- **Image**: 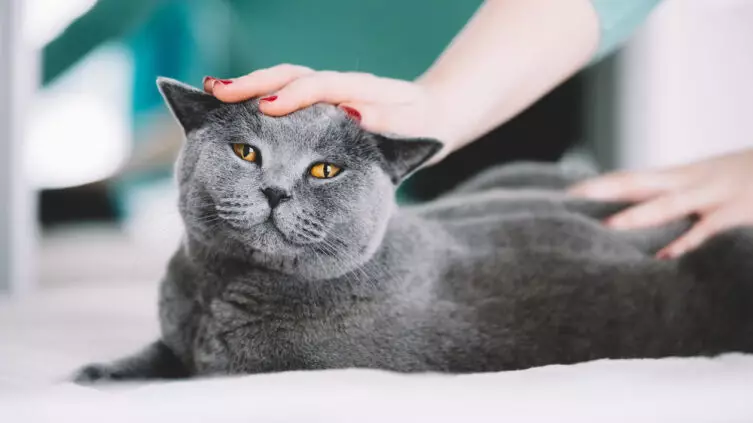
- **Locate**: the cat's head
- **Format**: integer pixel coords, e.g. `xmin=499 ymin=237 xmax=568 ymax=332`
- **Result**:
xmin=157 ymin=78 xmax=440 ymax=279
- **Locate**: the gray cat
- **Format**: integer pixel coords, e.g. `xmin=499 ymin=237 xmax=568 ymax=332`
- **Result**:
xmin=74 ymin=78 xmax=753 ymax=382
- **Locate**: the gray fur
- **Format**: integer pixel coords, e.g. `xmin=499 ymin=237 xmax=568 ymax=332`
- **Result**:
xmin=74 ymin=78 xmax=753 ymax=383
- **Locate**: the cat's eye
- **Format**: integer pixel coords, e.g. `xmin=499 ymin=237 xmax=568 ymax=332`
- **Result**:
xmin=232 ymin=143 xmax=258 ymax=163
xmin=310 ymin=162 xmax=342 ymax=179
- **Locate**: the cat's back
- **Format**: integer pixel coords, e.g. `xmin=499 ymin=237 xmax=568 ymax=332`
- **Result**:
xmin=407 ymin=171 xmax=693 ymax=259
xmin=407 ymin=189 xmax=649 ymax=267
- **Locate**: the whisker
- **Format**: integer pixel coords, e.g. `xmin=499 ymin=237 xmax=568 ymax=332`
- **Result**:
xmin=294 ymin=223 xmax=322 ymax=239
xmin=297 ymin=216 xmax=325 ymax=231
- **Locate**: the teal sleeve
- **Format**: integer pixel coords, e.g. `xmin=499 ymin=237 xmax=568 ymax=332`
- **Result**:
xmin=589 ymin=0 xmax=664 ymax=62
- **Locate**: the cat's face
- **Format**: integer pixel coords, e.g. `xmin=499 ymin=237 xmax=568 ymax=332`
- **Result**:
xmin=158 ymin=78 xmax=440 ymax=279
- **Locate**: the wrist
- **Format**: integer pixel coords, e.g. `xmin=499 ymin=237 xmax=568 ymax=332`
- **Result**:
xmin=414 ymin=76 xmax=464 ymax=156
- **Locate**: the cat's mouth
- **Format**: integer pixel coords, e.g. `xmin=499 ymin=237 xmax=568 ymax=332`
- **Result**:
xmin=263 ymin=215 xmax=289 ymax=239
xmin=212 ymin=200 xmax=327 ymax=248
xmin=266 ymin=215 xmax=327 ymax=247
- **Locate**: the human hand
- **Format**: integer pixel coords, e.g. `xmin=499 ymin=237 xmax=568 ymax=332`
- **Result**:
xmin=203 ymin=65 xmax=456 ymax=164
xmin=568 ymin=149 xmax=753 ymax=259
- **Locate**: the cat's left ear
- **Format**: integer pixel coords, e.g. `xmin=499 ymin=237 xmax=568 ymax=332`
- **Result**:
xmin=157 ymin=77 xmax=224 ymax=134
xmin=371 ymin=133 xmax=443 ymax=184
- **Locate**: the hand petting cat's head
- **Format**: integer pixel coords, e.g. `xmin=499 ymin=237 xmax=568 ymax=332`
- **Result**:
xmin=157 ymin=78 xmax=440 ymax=279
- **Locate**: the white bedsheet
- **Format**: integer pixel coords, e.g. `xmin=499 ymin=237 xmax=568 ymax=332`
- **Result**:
xmin=2 ymin=354 xmax=753 ymax=423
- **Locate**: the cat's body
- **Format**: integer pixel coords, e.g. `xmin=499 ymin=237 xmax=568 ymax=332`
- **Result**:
xmin=74 ymin=79 xmax=753 ymax=382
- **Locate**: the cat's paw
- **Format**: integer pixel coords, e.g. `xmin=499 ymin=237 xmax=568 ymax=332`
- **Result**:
xmin=72 ymin=363 xmax=126 ymax=384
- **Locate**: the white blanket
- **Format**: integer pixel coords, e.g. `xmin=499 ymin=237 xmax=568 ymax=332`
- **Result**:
xmin=2 ymin=354 xmax=753 ymax=423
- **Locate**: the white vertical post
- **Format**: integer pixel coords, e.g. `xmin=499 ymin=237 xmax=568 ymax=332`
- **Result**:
xmin=616 ymin=0 xmax=753 ymax=170
xmin=0 ymin=0 xmax=38 ymax=297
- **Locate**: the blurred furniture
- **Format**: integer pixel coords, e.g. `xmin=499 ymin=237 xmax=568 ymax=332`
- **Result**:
xmin=587 ymin=0 xmax=753 ymax=171
xmin=0 ymin=0 xmax=37 ymax=296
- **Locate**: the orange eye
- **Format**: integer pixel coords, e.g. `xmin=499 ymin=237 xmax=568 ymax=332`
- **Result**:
xmin=232 ymin=143 xmax=257 ymax=162
xmin=310 ymin=162 xmax=342 ymax=179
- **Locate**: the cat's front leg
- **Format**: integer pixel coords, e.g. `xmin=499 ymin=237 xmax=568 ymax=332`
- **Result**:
xmin=73 ymin=340 xmax=189 ymax=384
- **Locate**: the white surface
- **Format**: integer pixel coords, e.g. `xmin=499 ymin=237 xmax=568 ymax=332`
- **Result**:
xmin=2 ymin=228 xmax=753 ymax=422
xmin=23 ymin=0 xmax=99 ymax=49
xmin=2 ymin=356 xmax=753 ymax=422
xmin=0 ymin=0 xmax=39 ymax=296
xmin=618 ymin=0 xmax=753 ymax=170
xmin=28 ymin=45 xmax=133 ymax=189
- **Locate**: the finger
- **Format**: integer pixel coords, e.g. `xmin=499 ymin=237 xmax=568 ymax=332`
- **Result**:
xmin=338 ymin=101 xmax=403 ymax=134
xmin=203 ymin=76 xmax=235 ymax=94
xmin=203 ymin=76 xmax=217 ymax=93
xmin=658 ymin=202 xmax=753 ymax=258
xmin=210 ymin=64 xmax=314 ymax=102
xmin=656 ymin=215 xmax=726 ymax=259
xmin=568 ymin=170 xmax=684 ymax=202
xmin=605 ymin=186 xmax=714 ymax=230
xmin=337 ymin=101 xmax=449 ymax=167
xmin=259 ymin=72 xmax=414 ymax=116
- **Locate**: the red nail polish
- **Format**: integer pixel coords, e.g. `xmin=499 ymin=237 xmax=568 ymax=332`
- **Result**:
xmin=216 ymin=79 xmax=232 ymax=85
xmin=656 ymin=250 xmax=671 ymax=260
xmin=340 ymin=106 xmax=361 ymax=122
xmin=260 ymin=95 xmax=278 ymax=102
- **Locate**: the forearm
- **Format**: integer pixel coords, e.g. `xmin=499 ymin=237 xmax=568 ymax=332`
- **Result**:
xmin=417 ymin=0 xmax=600 ymax=151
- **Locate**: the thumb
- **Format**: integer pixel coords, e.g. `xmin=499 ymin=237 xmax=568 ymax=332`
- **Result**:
xmin=339 ymin=102 xmax=435 ymax=139
xmin=340 ymin=102 xmax=450 ymax=167
xmin=337 ymin=102 xmax=392 ymax=134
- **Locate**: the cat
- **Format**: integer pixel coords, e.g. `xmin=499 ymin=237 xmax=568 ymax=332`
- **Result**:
xmin=74 ymin=78 xmax=753 ymax=382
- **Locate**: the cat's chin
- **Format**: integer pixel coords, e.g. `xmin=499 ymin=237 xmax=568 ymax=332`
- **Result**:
xmin=187 ymin=211 xmax=381 ymax=280
xmin=252 ymin=221 xmax=307 ymax=250
xmin=186 ymin=228 xmax=374 ymax=280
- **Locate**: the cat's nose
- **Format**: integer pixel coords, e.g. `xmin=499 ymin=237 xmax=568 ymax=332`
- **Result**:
xmin=261 ymin=187 xmax=291 ymax=209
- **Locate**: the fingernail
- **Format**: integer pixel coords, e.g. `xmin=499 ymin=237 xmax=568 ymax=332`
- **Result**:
xmin=202 ymin=76 xmax=215 ymax=91
xmin=204 ymin=76 xmax=232 ymax=88
xmin=260 ymin=95 xmax=278 ymax=102
xmin=656 ymin=250 xmax=671 ymax=260
xmin=340 ymin=106 xmax=361 ymax=122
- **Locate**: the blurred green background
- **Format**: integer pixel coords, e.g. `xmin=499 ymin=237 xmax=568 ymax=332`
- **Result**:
xmin=41 ymin=0 xmax=582 ymax=226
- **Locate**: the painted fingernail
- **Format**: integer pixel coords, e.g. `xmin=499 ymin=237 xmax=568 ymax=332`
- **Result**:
xmin=202 ymin=76 xmax=215 ymax=91
xmin=203 ymin=76 xmax=232 ymax=88
xmin=260 ymin=95 xmax=278 ymax=102
xmin=656 ymin=250 xmax=671 ymax=260
xmin=340 ymin=106 xmax=361 ymax=122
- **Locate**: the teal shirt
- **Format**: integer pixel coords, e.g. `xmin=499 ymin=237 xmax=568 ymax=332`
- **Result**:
xmin=45 ymin=0 xmax=664 ymax=84
xmin=591 ymin=0 xmax=663 ymax=61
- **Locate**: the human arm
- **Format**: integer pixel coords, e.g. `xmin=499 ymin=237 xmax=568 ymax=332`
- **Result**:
xmin=207 ymin=0 xmax=661 ymax=162
xmin=208 ymin=0 xmax=597 ymax=161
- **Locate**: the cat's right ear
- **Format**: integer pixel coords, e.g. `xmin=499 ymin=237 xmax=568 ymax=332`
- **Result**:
xmin=157 ymin=77 xmax=224 ymax=133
